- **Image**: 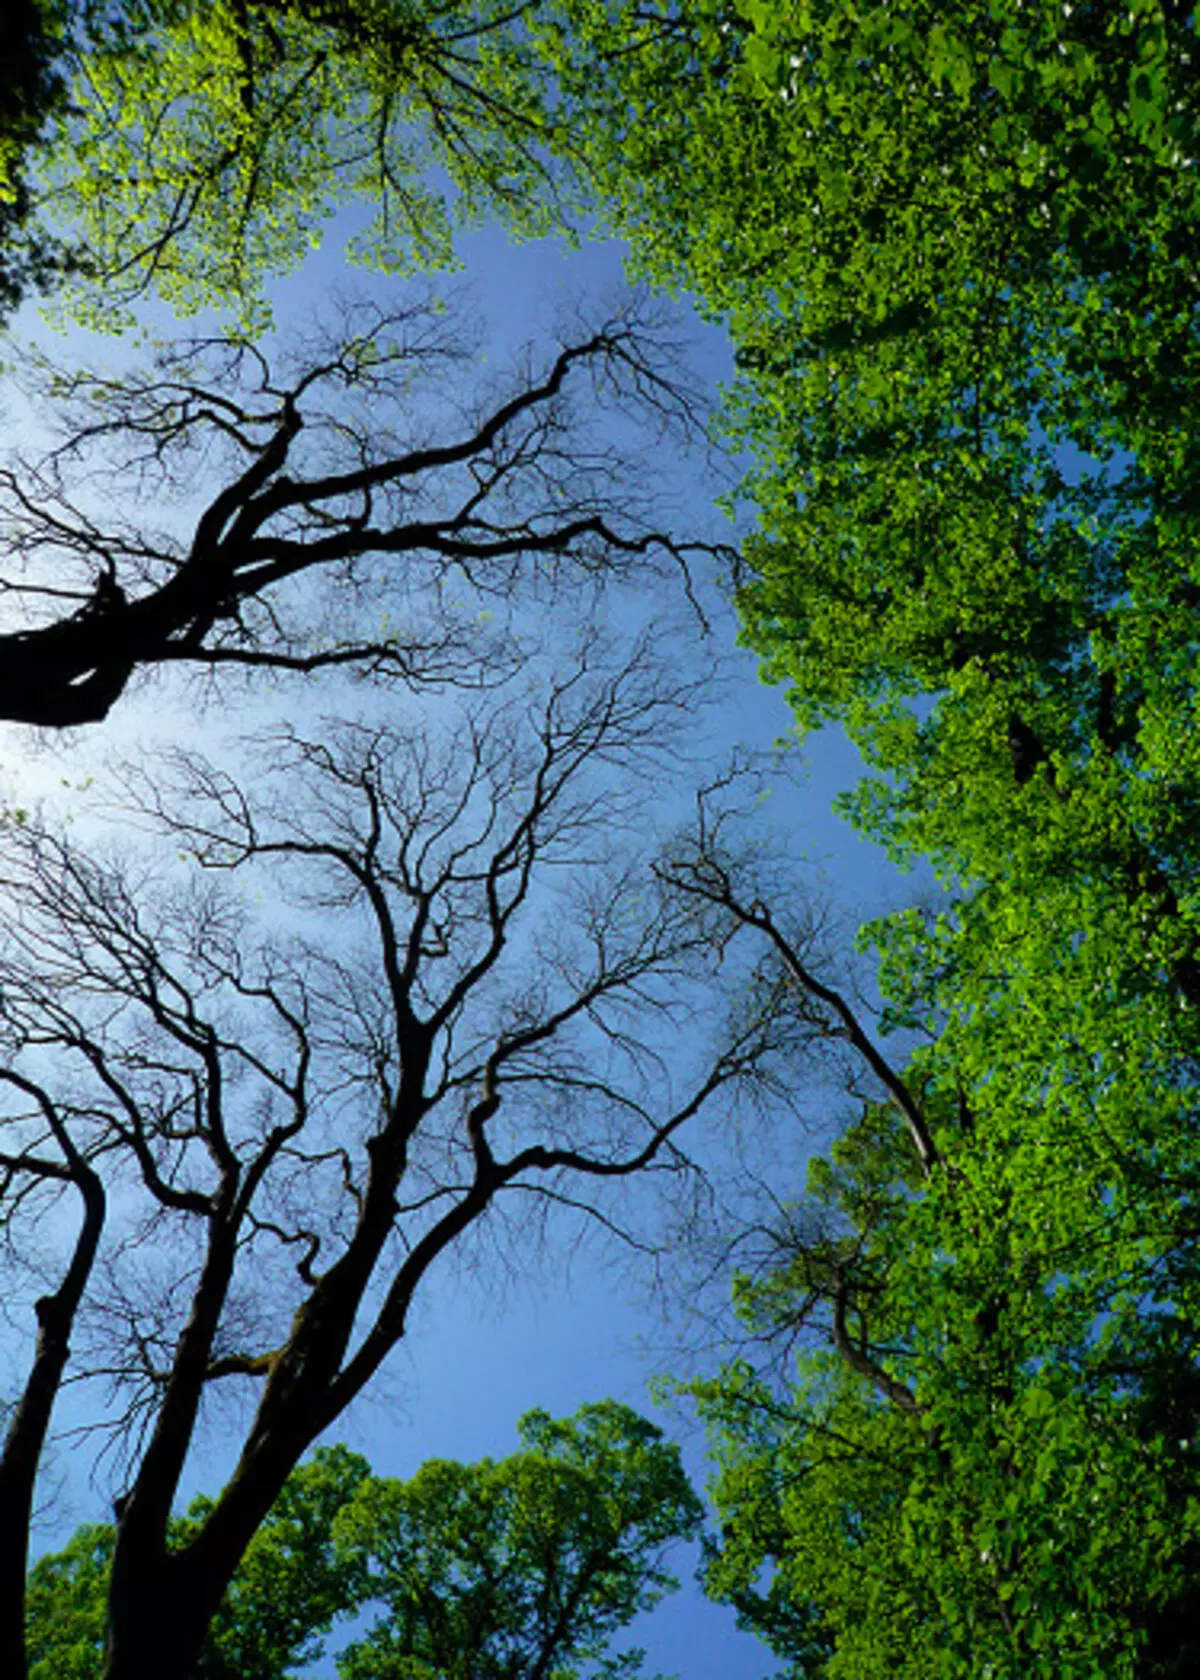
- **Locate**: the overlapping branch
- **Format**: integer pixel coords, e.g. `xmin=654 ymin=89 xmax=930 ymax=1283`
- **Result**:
xmin=0 ymin=643 xmax=780 ymax=1679
xmin=0 ymin=300 xmax=723 ymax=726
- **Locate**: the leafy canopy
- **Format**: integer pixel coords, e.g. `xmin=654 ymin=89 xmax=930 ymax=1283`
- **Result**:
xmin=41 ymin=0 xmax=569 ymax=329
xmin=537 ymin=3 xmax=1200 ymax=1673
xmin=690 ymin=1100 xmax=1200 ymax=1680
xmin=26 ymin=1446 xmax=370 ymax=1680
xmin=25 ymin=1403 xmax=701 ymax=1680
xmin=0 ymin=0 xmax=74 ymax=315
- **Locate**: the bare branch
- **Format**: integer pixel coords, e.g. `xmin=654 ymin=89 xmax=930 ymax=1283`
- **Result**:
xmin=0 ymin=639 xmax=788 ymax=1678
xmin=0 ymin=299 xmax=723 ymax=726
xmin=656 ymin=782 xmax=939 ymax=1176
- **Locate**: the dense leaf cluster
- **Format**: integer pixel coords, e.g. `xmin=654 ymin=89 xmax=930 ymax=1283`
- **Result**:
xmin=537 ymin=2 xmax=1200 ymax=1673
xmin=27 ymin=1403 xmax=699 ymax=1680
xmin=42 ymin=0 xmax=566 ymax=330
xmin=0 ymin=0 xmax=75 ymax=315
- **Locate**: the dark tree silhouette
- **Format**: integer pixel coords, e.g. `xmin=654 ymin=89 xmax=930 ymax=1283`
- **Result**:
xmin=0 ymin=298 xmax=722 ymax=726
xmin=0 ymin=641 xmax=783 ymax=1680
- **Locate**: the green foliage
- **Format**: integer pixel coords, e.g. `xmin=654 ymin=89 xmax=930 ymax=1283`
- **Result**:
xmin=24 ymin=1405 xmax=699 ymax=1680
xmin=0 ymin=0 xmax=74 ymax=315
xmin=24 ymin=1526 xmax=112 ymax=1680
xmin=26 ymin=1446 xmax=370 ymax=1680
xmin=43 ymin=1 xmax=568 ymax=329
xmin=544 ymin=0 xmax=1200 ymax=998
xmin=690 ymin=1103 xmax=1200 ymax=1680
xmin=539 ymin=6 xmax=1200 ymax=1671
xmin=0 ymin=2 xmax=65 ymax=200
xmin=332 ymin=1401 xmax=702 ymax=1680
xmin=179 ymin=1445 xmax=372 ymax=1680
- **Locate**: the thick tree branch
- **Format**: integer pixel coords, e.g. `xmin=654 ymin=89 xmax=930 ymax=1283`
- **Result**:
xmin=0 ymin=1071 xmax=106 ymax=1680
xmin=0 ymin=313 xmax=712 ymax=726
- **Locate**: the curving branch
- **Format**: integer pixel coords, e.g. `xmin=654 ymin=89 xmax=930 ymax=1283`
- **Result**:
xmin=0 ymin=305 xmax=723 ymax=727
xmin=0 ymin=1069 xmax=106 ymax=1680
xmin=656 ymin=792 xmax=939 ymax=1177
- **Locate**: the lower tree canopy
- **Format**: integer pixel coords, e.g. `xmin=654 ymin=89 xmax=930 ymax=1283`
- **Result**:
xmin=662 ymin=816 xmax=1200 ymax=1678
xmin=26 ymin=1402 xmax=700 ymax=1680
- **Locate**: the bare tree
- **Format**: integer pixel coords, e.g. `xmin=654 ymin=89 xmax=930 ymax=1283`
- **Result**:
xmin=0 ymin=295 xmax=722 ymax=726
xmin=0 ymin=640 xmax=785 ymax=1680
xmin=647 ymin=777 xmax=939 ymax=1415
